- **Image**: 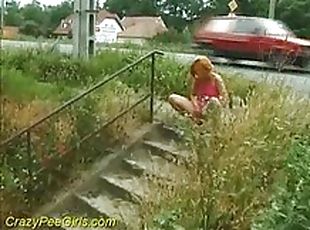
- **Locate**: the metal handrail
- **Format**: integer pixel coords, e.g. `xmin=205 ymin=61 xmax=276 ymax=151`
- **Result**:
xmin=0 ymin=49 xmax=164 ymax=148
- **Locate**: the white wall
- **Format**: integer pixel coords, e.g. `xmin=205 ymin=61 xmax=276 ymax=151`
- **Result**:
xmin=95 ymin=18 xmax=123 ymax=44
xmin=117 ymin=37 xmax=146 ymax=45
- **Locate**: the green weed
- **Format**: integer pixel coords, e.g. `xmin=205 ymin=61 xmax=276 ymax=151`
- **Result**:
xmin=2 ymin=49 xmax=309 ymax=230
xmin=252 ymin=139 xmax=310 ymax=230
xmin=142 ymin=81 xmax=310 ymax=230
xmin=2 ymin=67 xmax=76 ymax=102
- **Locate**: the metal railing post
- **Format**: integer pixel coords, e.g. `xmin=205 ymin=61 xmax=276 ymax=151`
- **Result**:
xmin=26 ymin=131 xmax=32 ymax=175
xmin=150 ymin=53 xmax=155 ymax=123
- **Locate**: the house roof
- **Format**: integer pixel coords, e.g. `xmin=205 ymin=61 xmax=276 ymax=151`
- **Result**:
xmin=53 ymin=9 xmax=123 ymax=35
xmin=118 ymin=16 xmax=168 ymax=39
xmin=1 ymin=26 xmax=19 ymax=39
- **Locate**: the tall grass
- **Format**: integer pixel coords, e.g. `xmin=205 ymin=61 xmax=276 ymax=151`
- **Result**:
xmin=1 ymin=84 xmax=148 ymax=224
xmin=1 ymin=49 xmax=128 ymax=87
xmin=253 ymin=139 xmax=310 ymax=230
xmin=2 ymin=49 xmax=309 ymax=229
xmin=142 ymin=81 xmax=310 ymax=230
xmin=2 ymin=68 xmax=77 ymax=102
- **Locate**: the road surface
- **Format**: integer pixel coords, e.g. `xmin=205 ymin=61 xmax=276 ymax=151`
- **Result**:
xmin=2 ymin=39 xmax=310 ymax=97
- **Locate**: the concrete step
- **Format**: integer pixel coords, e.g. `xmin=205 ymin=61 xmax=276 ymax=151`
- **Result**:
xmin=45 ymin=193 xmax=103 ymax=219
xmin=143 ymin=122 xmax=184 ymax=144
xmin=75 ymin=191 xmax=140 ymax=229
xmin=122 ymin=148 xmax=186 ymax=182
xmin=99 ymin=173 xmax=149 ymax=204
xmin=43 ymin=193 xmax=111 ymax=230
xmin=142 ymin=140 xmax=190 ymax=165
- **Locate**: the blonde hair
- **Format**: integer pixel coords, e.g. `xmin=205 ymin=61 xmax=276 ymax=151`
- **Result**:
xmin=190 ymin=55 xmax=214 ymax=79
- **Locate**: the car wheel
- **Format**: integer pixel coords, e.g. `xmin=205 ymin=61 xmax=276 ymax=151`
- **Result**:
xmin=294 ymin=57 xmax=309 ymax=68
xmin=267 ymin=49 xmax=289 ymax=72
xmin=267 ymin=49 xmax=298 ymax=72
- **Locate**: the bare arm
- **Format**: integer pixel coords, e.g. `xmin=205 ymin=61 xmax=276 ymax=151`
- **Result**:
xmin=187 ymin=74 xmax=195 ymax=96
xmin=187 ymin=74 xmax=199 ymax=110
xmin=215 ymin=74 xmax=229 ymax=107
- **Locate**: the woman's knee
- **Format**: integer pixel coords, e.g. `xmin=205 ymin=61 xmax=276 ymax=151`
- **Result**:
xmin=168 ymin=94 xmax=180 ymax=105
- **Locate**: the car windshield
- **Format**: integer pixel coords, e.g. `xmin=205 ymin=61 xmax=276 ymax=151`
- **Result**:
xmin=205 ymin=19 xmax=233 ymax=33
xmin=262 ymin=19 xmax=296 ymax=38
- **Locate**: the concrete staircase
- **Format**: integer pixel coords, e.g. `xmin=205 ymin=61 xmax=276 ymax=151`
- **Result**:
xmin=34 ymin=122 xmax=191 ymax=230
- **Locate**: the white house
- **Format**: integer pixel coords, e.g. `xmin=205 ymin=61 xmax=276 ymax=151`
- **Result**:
xmin=53 ymin=10 xmax=124 ymax=44
xmin=95 ymin=18 xmax=123 ymax=43
xmin=94 ymin=11 xmax=123 ymax=43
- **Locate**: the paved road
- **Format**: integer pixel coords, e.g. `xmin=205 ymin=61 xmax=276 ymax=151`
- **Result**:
xmin=2 ymin=39 xmax=310 ymax=97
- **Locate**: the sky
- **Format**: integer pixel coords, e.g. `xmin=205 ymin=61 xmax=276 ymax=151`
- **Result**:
xmin=19 ymin=0 xmax=106 ymax=7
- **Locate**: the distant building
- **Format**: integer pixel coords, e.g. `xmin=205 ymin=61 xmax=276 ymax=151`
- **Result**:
xmin=53 ymin=12 xmax=168 ymax=45
xmin=1 ymin=26 xmax=20 ymax=39
xmin=52 ymin=14 xmax=74 ymax=38
xmin=53 ymin=10 xmax=124 ymax=44
xmin=117 ymin=16 xmax=168 ymax=45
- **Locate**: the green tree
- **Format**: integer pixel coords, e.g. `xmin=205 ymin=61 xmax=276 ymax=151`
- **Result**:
xmin=104 ymin=0 xmax=158 ymax=18
xmin=206 ymin=0 xmax=269 ymax=17
xmin=4 ymin=0 xmax=23 ymax=26
xmin=104 ymin=0 xmax=208 ymax=31
xmin=46 ymin=1 xmax=73 ymax=31
xmin=276 ymin=0 xmax=310 ymax=37
xmin=158 ymin=0 xmax=210 ymax=31
xmin=2 ymin=0 xmax=310 ymax=38
xmin=3 ymin=0 xmax=73 ymax=37
xmin=19 ymin=2 xmax=50 ymax=36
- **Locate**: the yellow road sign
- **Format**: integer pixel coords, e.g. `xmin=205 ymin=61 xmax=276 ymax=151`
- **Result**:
xmin=228 ymin=0 xmax=238 ymax=12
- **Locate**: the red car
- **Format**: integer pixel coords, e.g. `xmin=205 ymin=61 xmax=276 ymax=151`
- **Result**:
xmin=193 ymin=15 xmax=310 ymax=70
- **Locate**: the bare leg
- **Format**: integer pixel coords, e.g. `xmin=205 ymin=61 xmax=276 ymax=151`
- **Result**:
xmin=168 ymin=94 xmax=203 ymax=124
xmin=168 ymin=94 xmax=194 ymax=115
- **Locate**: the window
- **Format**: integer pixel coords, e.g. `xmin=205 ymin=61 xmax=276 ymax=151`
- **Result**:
xmin=205 ymin=19 xmax=234 ymax=33
xmin=261 ymin=19 xmax=295 ymax=37
xmin=233 ymin=19 xmax=262 ymax=34
xmin=62 ymin=23 xmax=68 ymax=29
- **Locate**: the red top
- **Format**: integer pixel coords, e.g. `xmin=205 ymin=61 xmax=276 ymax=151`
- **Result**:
xmin=193 ymin=78 xmax=220 ymax=98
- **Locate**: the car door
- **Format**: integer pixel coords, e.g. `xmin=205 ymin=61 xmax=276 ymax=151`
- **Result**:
xmin=230 ymin=18 xmax=264 ymax=56
xmin=195 ymin=18 xmax=235 ymax=52
xmin=257 ymin=19 xmax=295 ymax=59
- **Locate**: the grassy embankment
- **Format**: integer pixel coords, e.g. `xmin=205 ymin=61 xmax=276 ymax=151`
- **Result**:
xmin=1 ymin=48 xmax=309 ymax=230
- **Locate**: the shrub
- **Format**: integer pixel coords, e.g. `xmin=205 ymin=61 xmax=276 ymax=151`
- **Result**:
xmin=151 ymin=27 xmax=192 ymax=44
xmin=2 ymin=49 xmax=253 ymax=104
xmin=142 ymin=82 xmax=310 ymax=230
xmin=2 ymin=67 xmax=76 ymax=102
xmin=1 ymin=49 xmax=128 ymax=87
xmin=1 ymin=77 xmax=148 ymax=223
xmin=252 ymin=139 xmax=310 ymax=230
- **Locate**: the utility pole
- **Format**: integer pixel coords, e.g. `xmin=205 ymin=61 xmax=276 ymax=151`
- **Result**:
xmin=0 ymin=0 xmax=4 ymax=141
xmin=1 ymin=0 xmax=4 ymax=36
xmin=72 ymin=0 xmax=97 ymax=59
xmin=268 ymin=0 xmax=276 ymax=19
